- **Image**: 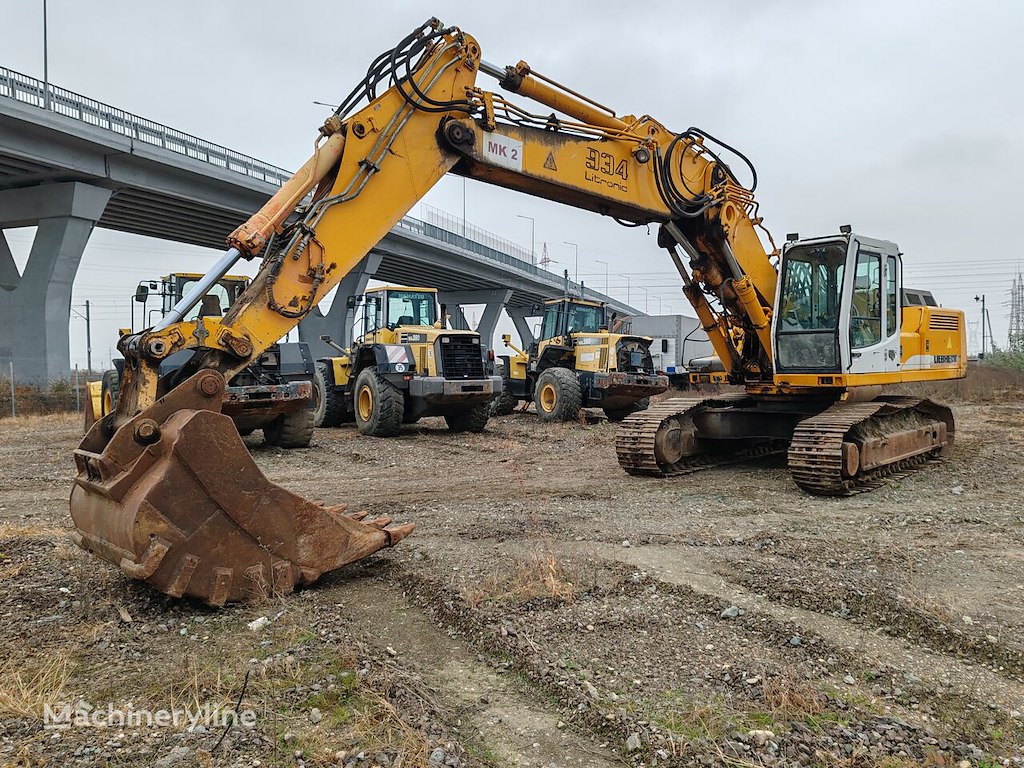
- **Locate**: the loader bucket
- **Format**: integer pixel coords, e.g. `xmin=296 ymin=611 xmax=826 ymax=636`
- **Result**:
xmin=69 ymin=369 xmax=413 ymax=606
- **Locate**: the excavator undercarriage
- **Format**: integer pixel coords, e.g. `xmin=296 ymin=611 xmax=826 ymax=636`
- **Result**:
xmin=616 ymin=394 xmax=954 ymax=495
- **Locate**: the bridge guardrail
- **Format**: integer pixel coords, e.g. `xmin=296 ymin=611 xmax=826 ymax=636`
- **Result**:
xmin=0 ymin=66 xmax=291 ymax=186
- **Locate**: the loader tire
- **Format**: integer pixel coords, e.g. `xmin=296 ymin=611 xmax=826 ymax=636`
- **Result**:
xmin=312 ymin=363 xmax=328 ymax=428
xmin=534 ymin=367 xmax=582 ymax=423
xmin=100 ymin=369 xmax=120 ymax=417
xmin=263 ymin=408 xmax=315 ymax=448
xmin=314 ymin=362 xmax=352 ymax=427
xmin=445 ymin=403 xmax=490 ymax=433
xmin=354 ymin=367 xmax=404 ymax=437
xmin=490 ymin=381 xmax=518 ymax=416
xmin=603 ymin=397 xmax=651 ymax=422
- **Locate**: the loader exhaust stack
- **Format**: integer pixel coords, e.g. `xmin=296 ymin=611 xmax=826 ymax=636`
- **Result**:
xmin=70 ymin=370 xmax=413 ymax=606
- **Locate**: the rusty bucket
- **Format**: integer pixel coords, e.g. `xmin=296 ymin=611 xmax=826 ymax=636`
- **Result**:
xmin=69 ymin=370 xmax=413 ymax=606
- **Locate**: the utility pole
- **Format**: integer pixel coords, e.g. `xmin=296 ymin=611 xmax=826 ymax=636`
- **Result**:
xmin=636 ymin=285 xmax=648 ymax=313
xmin=974 ymin=294 xmax=991 ymax=360
xmin=85 ymin=299 xmax=92 ymax=373
xmin=516 ymin=214 xmax=535 ymax=263
xmin=596 ymin=260 xmax=608 ymax=294
xmin=975 ymin=294 xmax=989 ymax=358
xmin=564 ymin=241 xmax=579 ymax=282
xmin=619 ymin=273 xmax=632 ymax=305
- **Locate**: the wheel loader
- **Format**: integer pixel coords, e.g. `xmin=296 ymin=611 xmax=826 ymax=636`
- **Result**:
xmin=316 ymin=285 xmax=501 ymax=435
xmin=492 ymin=292 xmax=668 ymax=422
xmin=70 ymin=18 xmax=966 ymax=607
xmin=84 ymin=273 xmax=318 ymax=448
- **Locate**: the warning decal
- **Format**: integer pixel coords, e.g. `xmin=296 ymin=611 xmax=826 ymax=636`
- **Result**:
xmin=544 ymin=151 xmax=557 ymax=171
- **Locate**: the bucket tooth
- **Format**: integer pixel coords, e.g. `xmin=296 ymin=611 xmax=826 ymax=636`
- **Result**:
xmin=69 ymin=370 xmax=414 ymax=606
xmin=209 ymin=568 xmax=234 ymax=607
xmin=165 ymin=554 xmax=200 ymax=598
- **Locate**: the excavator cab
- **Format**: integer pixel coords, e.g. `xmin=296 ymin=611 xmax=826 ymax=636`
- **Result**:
xmin=772 ymin=230 xmax=965 ymax=386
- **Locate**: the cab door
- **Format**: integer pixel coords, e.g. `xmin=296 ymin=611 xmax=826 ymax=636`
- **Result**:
xmin=845 ymin=240 xmax=901 ymax=376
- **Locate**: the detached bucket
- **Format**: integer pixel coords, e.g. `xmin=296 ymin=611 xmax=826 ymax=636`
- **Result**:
xmin=69 ymin=370 xmax=413 ymax=606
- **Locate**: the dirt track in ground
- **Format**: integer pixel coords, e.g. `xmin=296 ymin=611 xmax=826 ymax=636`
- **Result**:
xmin=1 ymin=393 xmax=1022 ymax=767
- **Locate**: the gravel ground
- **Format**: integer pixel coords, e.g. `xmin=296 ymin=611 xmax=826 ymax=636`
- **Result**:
xmin=1 ymin=388 xmax=1022 ymax=767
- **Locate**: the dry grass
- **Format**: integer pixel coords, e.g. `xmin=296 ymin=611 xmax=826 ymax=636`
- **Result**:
xmin=895 ymin=364 xmax=1024 ymax=403
xmin=342 ymin=667 xmax=438 ymax=766
xmin=462 ymin=548 xmax=576 ymax=608
xmin=761 ymin=671 xmax=825 ymax=719
xmin=0 ymin=520 xmax=69 ymax=540
xmin=0 ymin=651 xmax=75 ymax=719
xmin=0 ymin=560 xmax=27 ymax=580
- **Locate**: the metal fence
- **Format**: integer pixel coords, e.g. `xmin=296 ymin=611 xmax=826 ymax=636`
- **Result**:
xmin=421 ymin=205 xmax=537 ymax=265
xmin=0 ymin=66 xmax=291 ymax=186
xmin=398 ymin=207 xmax=624 ymax=307
xmin=0 ymin=366 xmax=93 ymax=419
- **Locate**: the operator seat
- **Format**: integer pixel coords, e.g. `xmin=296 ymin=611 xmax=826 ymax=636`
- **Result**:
xmin=198 ymin=295 xmax=223 ymax=318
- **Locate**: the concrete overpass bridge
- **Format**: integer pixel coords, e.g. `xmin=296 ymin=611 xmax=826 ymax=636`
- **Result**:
xmin=0 ymin=66 xmax=640 ymax=382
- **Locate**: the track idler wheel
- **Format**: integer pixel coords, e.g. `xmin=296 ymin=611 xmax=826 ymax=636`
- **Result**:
xmin=69 ymin=370 xmax=413 ymax=606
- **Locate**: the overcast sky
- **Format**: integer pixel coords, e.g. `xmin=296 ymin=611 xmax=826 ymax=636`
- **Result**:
xmin=3 ymin=0 xmax=1022 ymax=369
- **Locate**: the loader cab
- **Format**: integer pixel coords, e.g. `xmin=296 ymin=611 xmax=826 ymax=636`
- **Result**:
xmin=772 ymin=230 xmax=903 ymax=380
xmin=164 ymin=273 xmax=249 ymax=321
xmin=539 ymin=298 xmax=606 ymax=341
xmin=359 ymin=286 xmax=438 ymax=341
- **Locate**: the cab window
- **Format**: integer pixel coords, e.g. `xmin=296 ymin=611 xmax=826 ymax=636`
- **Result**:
xmin=567 ymin=303 xmax=603 ymax=334
xmin=886 ymin=255 xmax=898 ymax=338
xmin=385 ymin=291 xmax=436 ymax=328
xmin=177 ymin=279 xmax=234 ymax=321
xmin=540 ymin=304 xmax=561 ymax=340
xmin=851 ymin=251 xmax=882 ymax=349
xmin=778 ymin=243 xmax=845 ymax=331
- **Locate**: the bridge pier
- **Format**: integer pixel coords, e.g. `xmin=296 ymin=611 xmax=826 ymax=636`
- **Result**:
xmin=298 ymin=252 xmax=383 ymax=359
xmin=0 ymin=183 xmax=112 ymax=384
xmin=436 ymin=289 xmax=513 ymax=353
xmin=506 ymin=305 xmax=539 ymax=348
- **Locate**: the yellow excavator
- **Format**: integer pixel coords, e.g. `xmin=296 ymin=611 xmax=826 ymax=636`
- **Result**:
xmin=71 ymin=18 xmax=965 ymax=605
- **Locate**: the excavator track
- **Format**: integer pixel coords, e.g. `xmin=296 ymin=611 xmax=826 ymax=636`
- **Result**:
xmin=788 ymin=396 xmax=955 ymax=496
xmin=616 ymin=394 xmax=788 ymax=477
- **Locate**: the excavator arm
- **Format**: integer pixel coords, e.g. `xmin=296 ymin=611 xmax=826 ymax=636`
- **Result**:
xmin=71 ymin=19 xmax=783 ymax=605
